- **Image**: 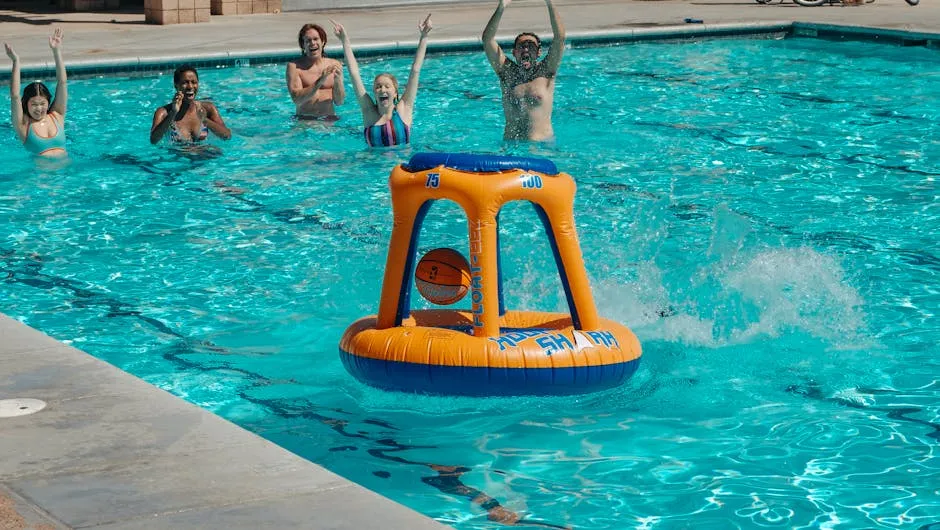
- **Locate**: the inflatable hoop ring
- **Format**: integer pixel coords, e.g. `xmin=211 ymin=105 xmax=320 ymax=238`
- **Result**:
xmin=340 ymin=153 xmax=642 ymax=396
xmin=404 ymin=152 xmax=559 ymax=175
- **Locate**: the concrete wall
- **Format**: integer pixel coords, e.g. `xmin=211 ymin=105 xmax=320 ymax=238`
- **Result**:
xmin=284 ymin=0 xmax=484 ymax=12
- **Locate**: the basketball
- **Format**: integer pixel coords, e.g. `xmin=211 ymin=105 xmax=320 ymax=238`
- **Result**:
xmin=415 ymin=248 xmax=471 ymax=305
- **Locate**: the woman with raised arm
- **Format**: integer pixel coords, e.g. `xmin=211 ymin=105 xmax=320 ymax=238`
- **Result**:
xmin=150 ymin=65 xmax=231 ymax=145
xmin=4 ymin=28 xmax=69 ymax=157
xmin=331 ymin=15 xmax=432 ymax=147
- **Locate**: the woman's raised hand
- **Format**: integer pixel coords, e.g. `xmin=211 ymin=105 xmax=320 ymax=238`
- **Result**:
xmin=171 ymin=91 xmax=184 ymax=113
xmin=329 ymin=19 xmax=346 ymax=40
xmin=49 ymin=28 xmax=64 ymax=50
xmin=4 ymin=42 xmax=18 ymax=63
xmin=419 ymin=13 xmax=433 ymax=36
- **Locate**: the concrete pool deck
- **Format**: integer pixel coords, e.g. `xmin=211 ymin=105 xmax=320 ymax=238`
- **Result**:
xmin=1 ymin=1 xmax=938 ymax=528
xmin=0 ymin=0 xmax=938 ymax=72
xmin=0 ymin=315 xmax=450 ymax=530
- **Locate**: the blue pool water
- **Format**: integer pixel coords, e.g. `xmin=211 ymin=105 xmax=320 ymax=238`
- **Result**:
xmin=2 ymin=37 xmax=938 ymax=528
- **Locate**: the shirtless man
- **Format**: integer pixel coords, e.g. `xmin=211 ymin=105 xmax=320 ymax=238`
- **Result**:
xmin=482 ymin=0 xmax=565 ymax=141
xmin=286 ymin=23 xmax=346 ymax=119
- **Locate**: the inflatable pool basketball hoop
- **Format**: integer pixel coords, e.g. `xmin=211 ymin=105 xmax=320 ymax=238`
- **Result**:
xmin=339 ymin=153 xmax=642 ymax=396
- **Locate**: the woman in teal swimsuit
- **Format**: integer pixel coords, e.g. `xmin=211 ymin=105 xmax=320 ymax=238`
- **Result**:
xmin=330 ymin=15 xmax=432 ymax=147
xmin=150 ymin=65 xmax=231 ymax=145
xmin=4 ymin=29 xmax=68 ymax=157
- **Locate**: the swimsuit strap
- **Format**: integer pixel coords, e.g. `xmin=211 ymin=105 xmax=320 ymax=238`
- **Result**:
xmin=166 ymin=109 xmax=209 ymax=144
xmin=364 ymin=108 xmax=411 ymax=147
xmin=167 ymin=120 xmax=183 ymax=142
xmin=24 ymin=113 xmax=66 ymax=155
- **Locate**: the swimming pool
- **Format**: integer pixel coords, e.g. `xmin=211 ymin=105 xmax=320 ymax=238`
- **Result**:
xmin=1 ymin=36 xmax=938 ymax=529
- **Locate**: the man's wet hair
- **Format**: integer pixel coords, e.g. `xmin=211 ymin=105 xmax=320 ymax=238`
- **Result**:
xmin=298 ymin=23 xmax=328 ymax=52
xmin=514 ymin=32 xmax=541 ymax=48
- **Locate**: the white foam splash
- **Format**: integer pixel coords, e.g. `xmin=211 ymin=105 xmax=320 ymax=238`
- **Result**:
xmin=594 ymin=246 xmax=870 ymax=350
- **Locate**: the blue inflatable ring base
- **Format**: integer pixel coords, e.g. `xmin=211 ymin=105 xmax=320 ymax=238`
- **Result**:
xmin=404 ymin=152 xmax=558 ymax=175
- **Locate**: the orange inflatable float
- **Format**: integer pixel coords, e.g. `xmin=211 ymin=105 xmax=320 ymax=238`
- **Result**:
xmin=340 ymin=153 xmax=642 ymax=395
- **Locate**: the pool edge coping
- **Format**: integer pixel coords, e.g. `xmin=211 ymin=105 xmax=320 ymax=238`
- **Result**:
xmin=0 ymin=311 xmax=452 ymax=530
xmin=1 ymin=21 xmax=936 ymax=80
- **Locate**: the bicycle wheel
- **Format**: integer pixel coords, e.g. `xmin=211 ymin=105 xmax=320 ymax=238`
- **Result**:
xmin=905 ymin=0 xmax=919 ymax=5
xmin=793 ymin=0 xmax=827 ymax=5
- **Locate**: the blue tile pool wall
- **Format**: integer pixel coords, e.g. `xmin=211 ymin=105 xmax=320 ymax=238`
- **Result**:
xmin=793 ymin=22 xmax=940 ymax=47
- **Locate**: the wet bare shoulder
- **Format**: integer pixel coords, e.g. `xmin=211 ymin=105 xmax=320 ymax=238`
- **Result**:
xmin=498 ymin=62 xmax=522 ymax=84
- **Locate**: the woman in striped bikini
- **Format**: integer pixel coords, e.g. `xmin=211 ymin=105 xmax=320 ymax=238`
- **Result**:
xmin=330 ymin=15 xmax=432 ymax=148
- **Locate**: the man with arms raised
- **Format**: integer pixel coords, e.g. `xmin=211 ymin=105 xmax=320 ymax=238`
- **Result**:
xmin=286 ymin=23 xmax=346 ymax=119
xmin=482 ymin=0 xmax=565 ymax=141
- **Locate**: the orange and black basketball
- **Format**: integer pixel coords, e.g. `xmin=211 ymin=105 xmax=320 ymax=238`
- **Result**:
xmin=415 ymin=248 xmax=471 ymax=305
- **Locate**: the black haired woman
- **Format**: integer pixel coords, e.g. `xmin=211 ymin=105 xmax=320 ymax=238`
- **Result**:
xmin=150 ymin=65 xmax=231 ymax=145
xmin=5 ymin=28 xmax=68 ymax=157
